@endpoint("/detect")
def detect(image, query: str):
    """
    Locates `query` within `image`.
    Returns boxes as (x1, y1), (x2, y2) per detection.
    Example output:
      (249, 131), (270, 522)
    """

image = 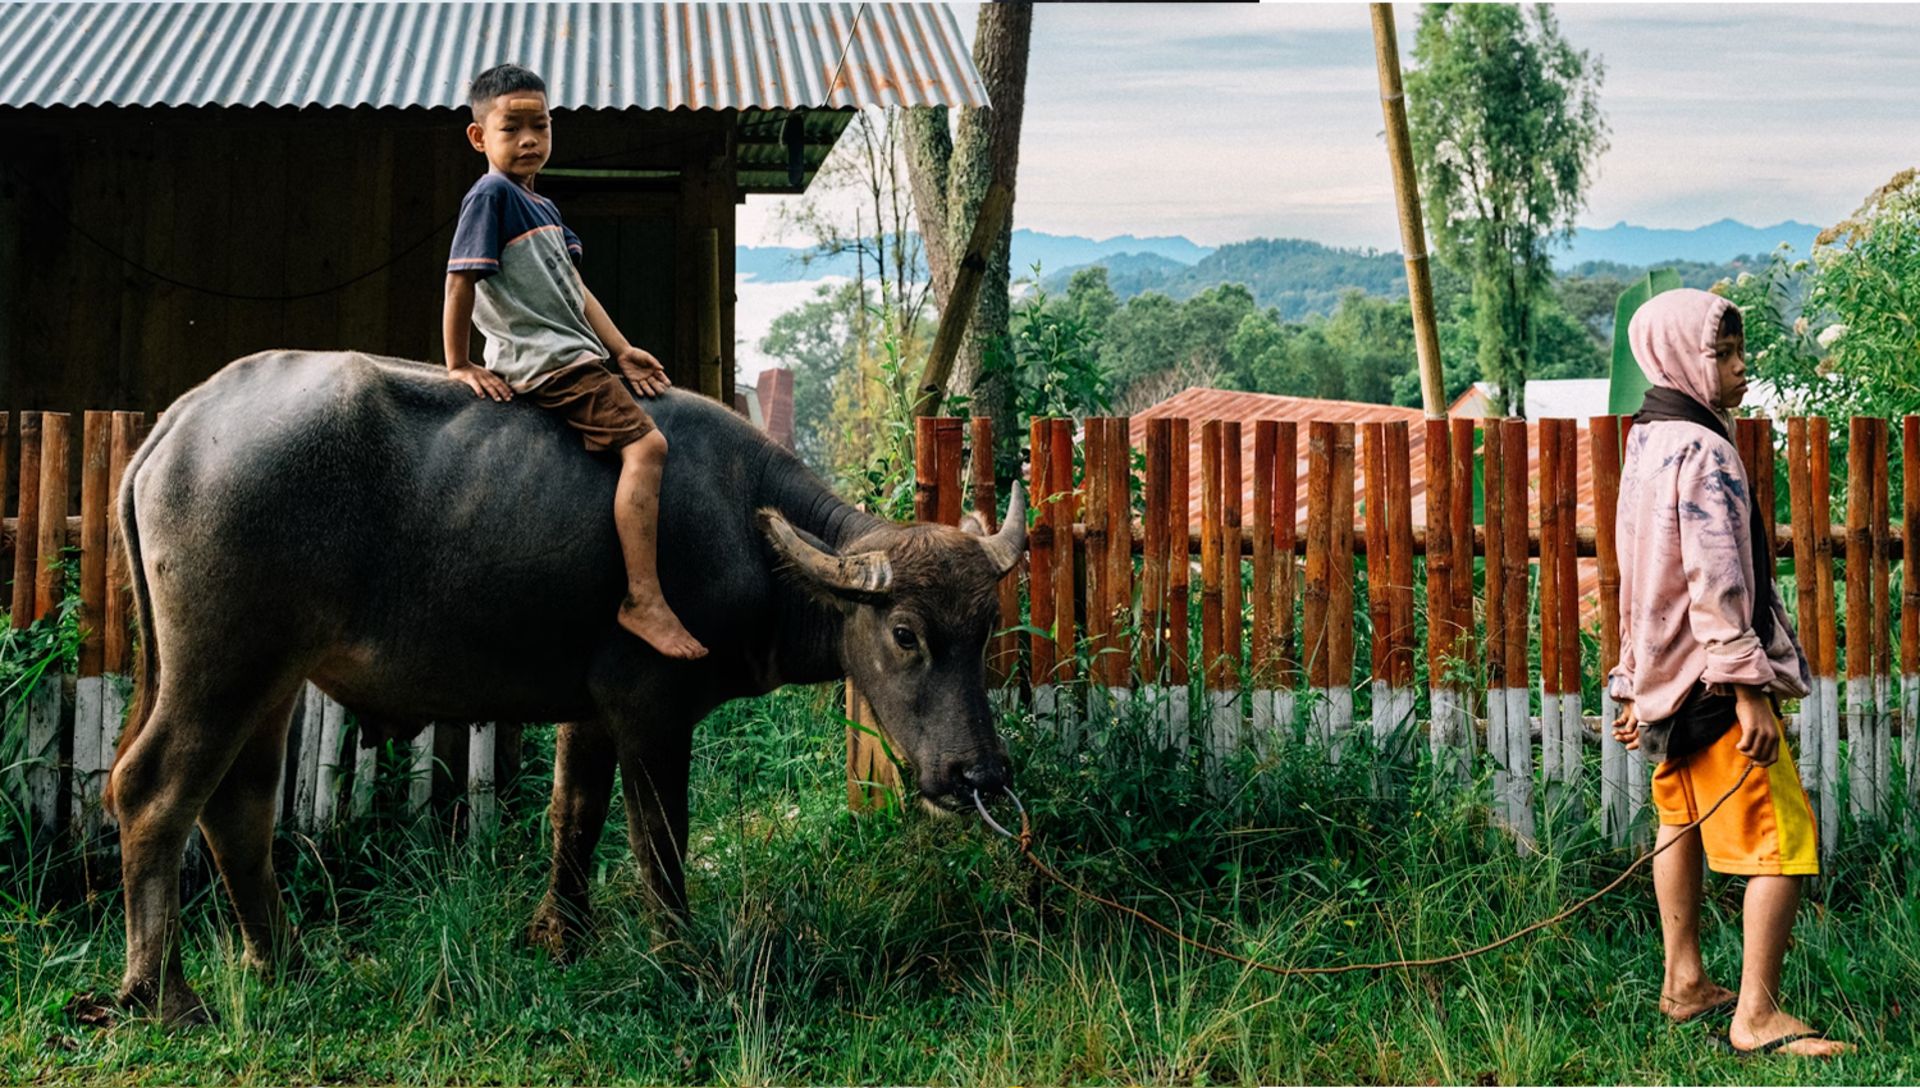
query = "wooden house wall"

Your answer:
(0, 106), (738, 442)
